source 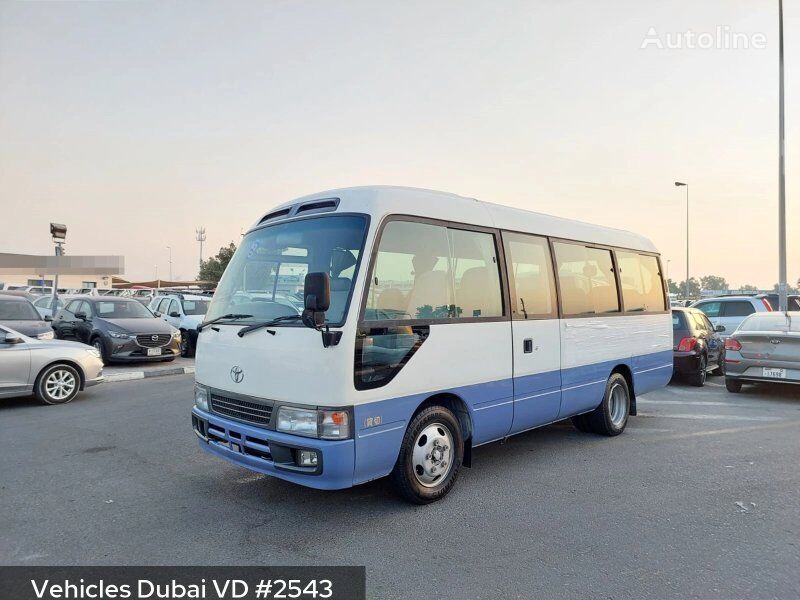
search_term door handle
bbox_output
[523,338,533,353]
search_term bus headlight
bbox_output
[194,383,209,412]
[276,406,318,437]
[276,407,351,440]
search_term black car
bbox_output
[0,293,54,339]
[52,297,180,363]
[672,307,725,386]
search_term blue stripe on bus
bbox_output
[352,349,672,485]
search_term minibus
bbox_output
[191,187,672,503]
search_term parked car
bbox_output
[0,324,104,404]
[724,312,800,393]
[671,307,725,386]
[32,295,80,319]
[763,294,800,311]
[0,294,54,339]
[0,289,35,301]
[148,293,210,357]
[691,295,773,338]
[52,297,180,364]
[130,288,156,305]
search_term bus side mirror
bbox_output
[302,272,340,348]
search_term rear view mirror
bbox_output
[170,312,181,318]
[75,312,87,321]
[715,325,726,333]
[44,315,53,322]
[3,333,23,344]
[304,272,331,313]
[153,311,162,318]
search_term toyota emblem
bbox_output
[230,365,244,383]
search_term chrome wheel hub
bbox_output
[608,383,628,428]
[45,369,76,401]
[412,422,454,487]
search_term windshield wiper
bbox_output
[237,314,303,337]
[198,313,253,332]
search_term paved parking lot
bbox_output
[2,375,799,599]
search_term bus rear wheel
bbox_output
[581,373,630,436]
[391,405,464,504]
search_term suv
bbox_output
[763,294,800,311]
[148,293,210,357]
[691,296,773,338]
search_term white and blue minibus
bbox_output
[191,187,672,503]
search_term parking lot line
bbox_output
[639,399,761,407]
[638,412,781,422]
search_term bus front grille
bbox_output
[209,394,273,426]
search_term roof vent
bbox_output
[295,198,339,215]
[259,207,292,223]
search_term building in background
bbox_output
[0,252,124,291]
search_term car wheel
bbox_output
[725,378,742,393]
[688,353,707,387]
[91,337,107,365]
[390,405,464,504]
[35,363,81,405]
[179,332,194,358]
[583,373,630,436]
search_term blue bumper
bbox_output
[191,407,356,490]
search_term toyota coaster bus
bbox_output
[191,186,672,503]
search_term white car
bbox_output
[0,324,104,404]
[149,293,210,357]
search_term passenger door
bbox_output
[502,233,562,433]
[73,300,94,344]
[54,300,80,339]
[164,299,182,328]
[0,328,32,396]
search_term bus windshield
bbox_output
[206,215,368,325]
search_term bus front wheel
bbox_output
[391,405,464,504]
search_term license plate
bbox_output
[763,367,786,379]
[146,347,162,356]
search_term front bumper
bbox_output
[104,336,180,362]
[84,375,105,388]
[191,407,356,490]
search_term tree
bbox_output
[700,275,728,292]
[198,242,237,284]
[678,277,700,298]
[666,279,680,294]
[739,284,758,292]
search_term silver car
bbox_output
[0,324,104,404]
[724,312,800,393]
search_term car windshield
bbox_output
[740,313,800,333]
[207,215,368,325]
[671,312,686,329]
[94,300,154,319]
[0,299,41,320]
[182,299,209,315]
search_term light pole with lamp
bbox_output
[166,246,173,282]
[674,182,689,298]
[777,0,788,311]
[49,223,67,314]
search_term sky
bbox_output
[0,0,797,288]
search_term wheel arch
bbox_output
[36,359,86,391]
[412,392,474,467]
[610,363,636,416]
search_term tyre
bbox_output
[390,405,464,504]
[570,414,592,432]
[583,373,631,436]
[91,337,107,365]
[725,378,742,393]
[179,331,194,358]
[688,353,707,387]
[34,363,81,405]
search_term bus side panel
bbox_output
[352,378,513,485]
[629,313,673,395]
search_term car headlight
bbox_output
[86,348,102,358]
[276,406,350,440]
[170,326,181,337]
[37,331,54,340]
[107,329,131,339]
[194,383,209,412]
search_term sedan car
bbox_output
[0,293,54,339]
[724,312,800,393]
[672,307,725,386]
[52,297,180,364]
[0,324,104,404]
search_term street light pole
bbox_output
[674,182,689,298]
[778,0,788,311]
[166,246,173,281]
[49,223,67,314]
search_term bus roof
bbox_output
[253,186,659,254]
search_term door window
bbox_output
[502,232,557,319]
[722,301,756,318]
[617,252,666,312]
[696,301,721,319]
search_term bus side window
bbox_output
[502,232,557,319]
[554,243,620,315]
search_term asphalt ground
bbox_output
[2,375,799,599]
